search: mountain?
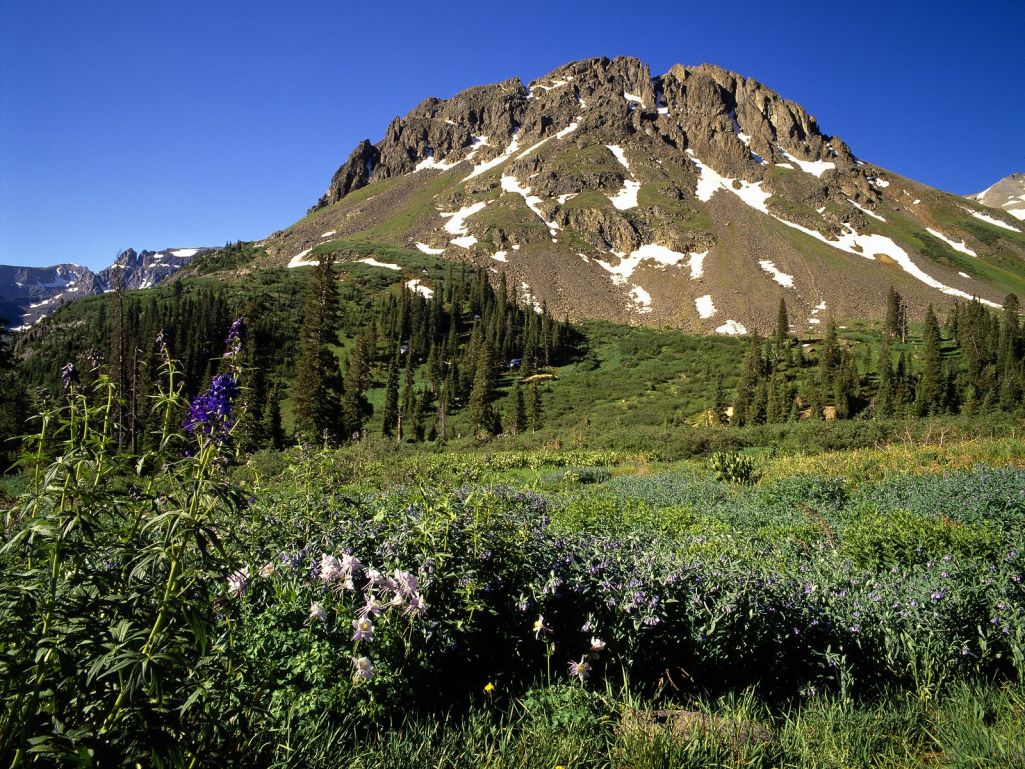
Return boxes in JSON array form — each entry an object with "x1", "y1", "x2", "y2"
[
  {"x1": 972, "y1": 173, "x2": 1025, "y2": 222},
  {"x1": 257, "y1": 56, "x2": 1025, "y2": 334},
  {"x1": 1, "y1": 247, "x2": 212, "y2": 328}
]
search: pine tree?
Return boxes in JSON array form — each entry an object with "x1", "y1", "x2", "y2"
[
  {"x1": 293, "y1": 254, "x2": 342, "y2": 441},
  {"x1": 0, "y1": 320, "x2": 28, "y2": 470},
  {"x1": 733, "y1": 335, "x2": 764, "y2": 426},
  {"x1": 340, "y1": 336, "x2": 373, "y2": 440},
  {"x1": 528, "y1": 382, "x2": 544, "y2": 431},
  {"x1": 508, "y1": 381, "x2": 527, "y2": 434},
  {"x1": 875, "y1": 334, "x2": 894, "y2": 418},
  {"x1": 711, "y1": 372, "x2": 728, "y2": 426},
  {"x1": 774, "y1": 298, "x2": 790, "y2": 353},
  {"x1": 381, "y1": 356, "x2": 400, "y2": 438},
  {"x1": 467, "y1": 339, "x2": 498, "y2": 437},
  {"x1": 917, "y1": 304, "x2": 944, "y2": 415}
]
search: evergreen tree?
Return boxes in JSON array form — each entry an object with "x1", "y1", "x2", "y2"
[
  {"x1": 528, "y1": 382, "x2": 544, "y2": 431},
  {"x1": 0, "y1": 320, "x2": 28, "y2": 470},
  {"x1": 916, "y1": 304, "x2": 944, "y2": 415},
  {"x1": 774, "y1": 298, "x2": 790, "y2": 353},
  {"x1": 875, "y1": 334, "x2": 894, "y2": 418},
  {"x1": 381, "y1": 356, "x2": 400, "y2": 438},
  {"x1": 711, "y1": 372, "x2": 728, "y2": 426},
  {"x1": 733, "y1": 335, "x2": 764, "y2": 426},
  {"x1": 467, "y1": 338, "x2": 498, "y2": 437},
  {"x1": 508, "y1": 381, "x2": 527, "y2": 434},
  {"x1": 293, "y1": 254, "x2": 342, "y2": 441},
  {"x1": 339, "y1": 336, "x2": 373, "y2": 440}
]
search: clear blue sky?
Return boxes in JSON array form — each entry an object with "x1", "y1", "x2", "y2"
[{"x1": 2, "y1": 0, "x2": 1023, "y2": 270}]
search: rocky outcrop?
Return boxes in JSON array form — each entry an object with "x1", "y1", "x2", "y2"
[{"x1": 972, "y1": 172, "x2": 1025, "y2": 221}]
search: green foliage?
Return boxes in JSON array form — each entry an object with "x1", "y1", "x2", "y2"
[{"x1": 709, "y1": 451, "x2": 757, "y2": 486}]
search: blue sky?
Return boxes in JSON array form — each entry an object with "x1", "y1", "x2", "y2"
[{"x1": 1, "y1": 0, "x2": 1023, "y2": 270}]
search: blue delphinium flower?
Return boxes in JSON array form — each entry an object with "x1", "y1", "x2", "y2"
[{"x1": 183, "y1": 372, "x2": 240, "y2": 441}]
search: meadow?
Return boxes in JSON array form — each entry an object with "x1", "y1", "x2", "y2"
[{"x1": 1, "y1": 343, "x2": 1023, "y2": 768}]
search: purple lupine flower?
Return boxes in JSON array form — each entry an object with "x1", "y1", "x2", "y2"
[
  {"x1": 352, "y1": 617, "x2": 374, "y2": 642},
  {"x1": 182, "y1": 372, "x2": 240, "y2": 441}
]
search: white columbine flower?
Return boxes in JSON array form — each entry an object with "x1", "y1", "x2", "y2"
[
  {"x1": 309, "y1": 601, "x2": 327, "y2": 622},
  {"x1": 569, "y1": 656, "x2": 591, "y2": 682},
  {"x1": 533, "y1": 615, "x2": 550, "y2": 639},
  {"x1": 319, "y1": 554, "x2": 343, "y2": 582},
  {"x1": 353, "y1": 656, "x2": 374, "y2": 680},
  {"x1": 589, "y1": 637, "x2": 606, "y2": 654},
  {"x1": 352, "y1": 616, "x2": 375, "y2": 642},
  {"x1": 227, "y1": 567, "x2": 250, "y2": 596}
]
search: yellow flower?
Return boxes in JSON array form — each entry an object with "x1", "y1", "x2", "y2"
[{"x1": 484, "y1": 682, "x2": 495, "y2": 694}]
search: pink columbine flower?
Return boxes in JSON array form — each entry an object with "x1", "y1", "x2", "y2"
[
  {"x1": 353, "y1": 656, "x2": 374, "y2": 680},
  {"x1": 352, "y1": 617, "x2": 375, "y2": 642},
  {"x1": 227, "y1": 567, "x2": 250, "y2": 596},
  {"x1": 569, "y1": 657, "x2": 591, "y2": 682},
  {"x1": 309, "y1": 601, "x2": 327, "y2": 622}
]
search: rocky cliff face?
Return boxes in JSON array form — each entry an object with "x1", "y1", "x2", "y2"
[
  {"x1": 276, "y1": 56, "x2": 1025, "y2": 334},
  {"x1": 1, "y1": 248, "x2": 211, "y2": 328},
  {"x1": 972, "y1": 173, "x2": 1025, "y2": 222}
]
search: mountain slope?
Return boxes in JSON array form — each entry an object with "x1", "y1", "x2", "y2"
[
  {"x1": 972, "y1": 173, "x2": 1025, "y2": 222},
  {"x1": 255, "y1": 56, "x2": 1025, "y2": 334}
]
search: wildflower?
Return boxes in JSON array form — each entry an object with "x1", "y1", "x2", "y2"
[
  {"x1": 320, "y1": 554, "x2": 344, "y2": 582},
  {"x1": 589, "y1": 637, "x2": 606, "y2": 654},
  {"x1": 533, "y1": 615, "x2": 550, "y2": 639},
  {"x1": 353, "y1": 656, "x2": 374, "y2": 680},
  {"x1": 182, "y1": 372, "x2": 240, "y2": 442},
  {"x1": 227, "y1": 567, "x2": 250, "y2": 596},
  {"x1": 394, "y1": 569, "x2": 418, "y2": 596},
  {"x1": 224, "y1": 317, "x2": 246, "y2": 358},
  {"x1": 352, "y1": 617, "x2": 375, "y2": 642},
  {"x1": 309, "y1": 601, "x2": 327, "y2": 622},
  {"x1": 484, "y1": 682, "x2": 495, "y2": 694},
  {"x1": 361, "y1": 597, "x2": 383, "y2": 618},
  {"x1": 404, "y1": 593, "x2": 427, "y2": 617},
  {"x1": 569, "y1": 657, "x2": 591, "y2": 682},
  {"x1": 60, "y1": 362, "x2": 78, "y2": 392},
  {"x1": 258, "y1": 563, "x2": 276, "y2": 578},
  {"x1": 340, "y1": 553, "x2": 362, "y2": 574},
  {"x1": 366, "y1": 569, "x2": 384, "y2": 590},
  {"x1": 155, "y1": 330, "x2": 168, "y2": 355}
]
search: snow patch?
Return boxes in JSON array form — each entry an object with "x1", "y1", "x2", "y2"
[
  {"x1": 847, "y1": 198, "x2": 886, "y2": 222},
  {"x1": 596, "y1": 243, "x2": 691, "y2": 284},
  {"x1": 491, "y1": 250, "x2": 508, "y2": 262},
  {"x1": 287, "y1": 248, "x2": 316, "y2": 268},
  {"x1": 359, "y1": 258, "x2": 401, "y2": 271},
  {"x1": 415, "y1": 243, "x2": 445, "y2": 255},
  {"x1": 629, "y1": 285, "x2": 653, "y2": 313},
  {"x1": 441, "y1": 200, "x2": 489, "y2": 248},
  {"x1": 320, "y1": 230, "x2": 337, "y2": 238},
  {"x1": 170, "y1": 248, "x2": 199, "y2": 258},
  {"x1": 958, "y1": 271, "x2": 971, "y2": 279},
  {"x1": 557, "y1": 192, "x2": 578, "y2": 204},
  {"x1": 688, "y1": 151, "x2": 772, "y2": 212},
  {"x1": 695, "y1": 294, "x2": 716, "y2": 318},
  {"x1": 501, "y1": 175, "x2": 560, "y2": 235},
  {"x1": 758, "y1": 260, "x2": 795, "y2": 288},
  {"x1": 605, "y1": 145, "x2": 641, "y2": 210},
  {"x1": 688, "y1": 250, "x2": 708, "y2": 280},
  {"x1": 969, "y1": 209, "x2": 1022, "y2": 232},
  {"x1": 623, "y1": 91, "x2": 645, "y2": 107},
  {"x1": 926, "y1": 228, "x2": 977, "y2": 257},
  {"x1": 715, "y1": 320, "x2": 748, "y2": 335},
  {"x1": 405, "y1": 279, "x2": 434, "y2": 299},
  {"x1": 415, "y1": 150, "x2": 461, "y2": 172},
  {"x1": 780, "y1": 149, "x2": 836, "y2": 178}
]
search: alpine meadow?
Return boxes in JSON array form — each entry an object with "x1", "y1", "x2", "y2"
[{"x1": 2, "y1": 29, "x2": 1025, "y2": 769}]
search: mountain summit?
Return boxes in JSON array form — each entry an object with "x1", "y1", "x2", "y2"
[
  {"x1": 269, "y1": 56, "x2": 1025, "y2": 333},
  {"x1": 972, "y1": 173, "x2": 1025, "y2": 223}
]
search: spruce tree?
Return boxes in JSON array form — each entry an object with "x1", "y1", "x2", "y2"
[
  {"x1": 917, "y1": 304, "x2": 944, "y2": 415},
  {"x1": 508, "y1": 381, "x2": 527, "y2": 434},
  {"x1": 293, "y1": 254, "x2": 342, "y2": 441},
  {"x1": 381, "y1": 356, "x2": 400, "y2": 438},
  {"x1": 774, "y1": 298, "x2": 790, "y2": 353},
  {"x1": 528, "y1": 382, "x2": 544, "y2": 431},
  {"x1": 467, "y1": 339, "x2": 498, "y2": 437}
]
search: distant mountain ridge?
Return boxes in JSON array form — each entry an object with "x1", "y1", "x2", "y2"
[
  {"x1": 261, "y1": 56, "x2": 1025, "y2": 334},
  {"x1": 1, "y1": 247, "x2": 212, "y2": 328}
]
